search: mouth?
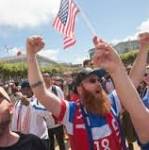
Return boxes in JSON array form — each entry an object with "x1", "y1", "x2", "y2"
[
  {"x1": 96, "y1": 89, "x2": 100, "y2": 94},
  {"x1": 95, "y1": 90, "x2": 100, "y2": 94}
]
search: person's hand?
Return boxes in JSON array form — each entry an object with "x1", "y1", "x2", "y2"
[
  {"x1": 92, "y1": 36, "x2": 122, "y2": 74},
  {"x1": 15, "y1": 92, "x2": 30, "y2": 106},
  {"x1": 26, "y1": 36, "x2": 45, "y2": 55},
  {"x1": 138, "y1": 32, "x2": 149, "y2": 51}
]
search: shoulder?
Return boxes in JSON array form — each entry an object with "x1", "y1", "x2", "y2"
[
  {"x1": 19, "y1": 133, "x2": 46, "y2": 150},
  {"x1": 57, "y1": 100, "x2": 77, "y2": 123},
  {"x1": 31, "y1": 97, "x2": 47, "y2": 111}
]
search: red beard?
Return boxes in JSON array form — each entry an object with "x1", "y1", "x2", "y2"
[{"x1": 81, "y1": 86, "x2": 110, "y2": 116}]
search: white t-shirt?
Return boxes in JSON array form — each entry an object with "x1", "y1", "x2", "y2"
[
  {"x1": 11, "y1": 100, "x2": 31, "y2": 134},
  {"x1": 30, "y1": 96, "x2": 49, "y2": 139},
  {"x1": 11, "y1": 96, "x2": 49, "y2": 139}
]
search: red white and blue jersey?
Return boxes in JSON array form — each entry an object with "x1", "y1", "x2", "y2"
[
  {"x1": 141, "y1": 88, "x2": 149, "y2": 149},
  {"x1": 142, "y1": 88, "x2": 149, "y2": 108},
  {"x1": 57, "y1": 94, "x2": 125, "y2": 150}
]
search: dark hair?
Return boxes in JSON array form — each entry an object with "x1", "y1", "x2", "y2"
[
  {"x1": 20, "y1": 80, "x2": 30, "y2": 89},
  {"x1": 83, "y1": 59, "x2": 91, "y2": 67}
]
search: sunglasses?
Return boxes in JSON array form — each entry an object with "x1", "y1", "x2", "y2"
[
  {"x1": 87, "y1": 78, "x2": 101, "y2": 84},
  {"x1": 144, "y1": 73, "x2": 149, "y2": 77}
]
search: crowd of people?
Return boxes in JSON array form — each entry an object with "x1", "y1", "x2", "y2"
[{"x1": 0, "y1": 32, "x2": 149, "y2": 150}]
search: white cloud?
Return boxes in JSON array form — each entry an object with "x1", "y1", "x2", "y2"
[
  {"x1": 111, "y1": 18, "x2": 149, "y2": 45},
  {"x1": 0, "y1": 0, "x2": 60, "y2": 28},
  {"x1": 38, "y1": 49, "x2": 59, "y2": 61},
  {"x1": 137, "y1": 19, "x2": 149, "y2": 33},
  {"x1": 74, "y1": 56, "x2": 89, "y2": 64},
  {"x1": 111, "y1": 34, "x2": 138, "y2": 45},
  {"x1": 111, "y1": 32, "x2": 139, "y2": 45},
  {"x1": 0, "y1": 47, "x2": 25, "y2": 58},
  {"x1": 1, "y1": 47, "x2": 59, "y2": 62},
  {"x1": 6, "y1": 47, "x2": 24, "y2": 56},
  {"x1": 111, "y1": 39, "x2": 121, "y2": 45}
]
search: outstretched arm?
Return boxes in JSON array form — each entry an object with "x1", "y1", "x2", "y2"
[
  {"x1": 26, "y1": 36, "x2": 62, "y2": 117},
  {"x1": 129, "y1": 32, "x2": 149, "y2": 88},
  {"x1": 92, "y1": 36, "x2": 149, "y2": 143}
]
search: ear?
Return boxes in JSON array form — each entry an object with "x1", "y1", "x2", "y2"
[{"x1": 76, "y1": 85, "x2": 82, "y2": 95}]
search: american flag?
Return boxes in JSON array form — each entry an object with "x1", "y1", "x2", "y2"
[{"x1": 53, "y1": 0, "x2": 79, "y2": 49}]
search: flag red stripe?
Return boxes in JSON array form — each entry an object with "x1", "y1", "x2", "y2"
[
  {"x1": 53, "y1": 0, "x2": 79, "y2": 49},
  {"x1": 64, "y1": 1, "x2": 79, "y2": 48},
  {"x1": 64, "y1": 37, "x2": 76, "y2": 49},
  {"x1": 64, "y1": 1, "x2": 78, "y2": 37}
]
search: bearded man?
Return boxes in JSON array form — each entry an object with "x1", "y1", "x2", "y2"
[{"x1": 26, "y1": 35, "x2": 128, "y2": 150}]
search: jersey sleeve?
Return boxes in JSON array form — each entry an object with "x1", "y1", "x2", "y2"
[{"x1": 56, "y1": 100, "x2": 77, "y2": 135}]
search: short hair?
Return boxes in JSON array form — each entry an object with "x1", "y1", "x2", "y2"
[
  {"x1": 20, "y1": 80, "x2": 30, "y2": 89},
  {"x1": 83, "y1": 59, "x2": 91, "y2": 67}
]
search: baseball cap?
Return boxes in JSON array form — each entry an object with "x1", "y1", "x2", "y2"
[
  {"x1": 0, "y1": 86, "x2": 11, "y2": 102},
  {"x1": 75, "y1": 68, "x2": 107, "y2": 87},
  {"x1": 20, "y1": 80, "x2": 30, "y2": 89}
]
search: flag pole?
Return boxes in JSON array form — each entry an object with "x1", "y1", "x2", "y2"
[{"x1": 74, "y1": 0, "x2": 97, "y2": 36}]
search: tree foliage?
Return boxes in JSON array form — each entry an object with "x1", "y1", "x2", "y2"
[
  {"x1": 1, "y1": 49, "x2": 145, "y2": 81},
  {"x1": 0, "y1": 61, "x2": 79, "y2": 81},
  {"x1": 0, "y1": 62, "x2": 27, "y2": 81},
  {"x1": 120, "y1": 50, "x2": 138, "y2": 65}
]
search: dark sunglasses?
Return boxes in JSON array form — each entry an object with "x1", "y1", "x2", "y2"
[
  {"x1": 88, "y1": 78, "x2": 101, "y2": 84},
  {"x1": 144, "y1": 73, "x2": 149, "y2": 77}
]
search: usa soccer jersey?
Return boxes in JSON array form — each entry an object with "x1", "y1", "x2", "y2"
[
  {"x1": 139, "y1": 87, "x2": 149, "y2": 150},
  {"x1": 142, "y1": 88, "x2": 149, "y2": 108},
  {"x1": 57, "y1": 97, "x2": 125, "y2": 150}
]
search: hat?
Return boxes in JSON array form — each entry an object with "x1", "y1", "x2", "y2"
[
  {"x1": 0, "y1": 86, "x2": 11, "y2": 102},
  {"x1": 75, "y1": 68, "x2": 106, "y2": 87},
  {"x1": 20, "y1": 80, "x2": 30, "y2": 89}
]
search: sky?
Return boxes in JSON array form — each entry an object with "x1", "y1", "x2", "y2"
[{"x1": 0, "y1": 0, "x2": 149, "y2": 64}]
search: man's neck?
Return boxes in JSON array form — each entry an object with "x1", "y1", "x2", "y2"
[{"x1": 0, "y1": 130, "x2": 20, "y2": 147}]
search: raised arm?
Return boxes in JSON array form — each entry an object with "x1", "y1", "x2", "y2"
[
  {"x1": 129, "y1": 32, "x2": 149, "y2": 88},
  {"x1": 92, "y1": 36, "x2": 149, "y2": 143},
  {"x1": 26, "y1": 36, "x2": 62, "y2": 117}
]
